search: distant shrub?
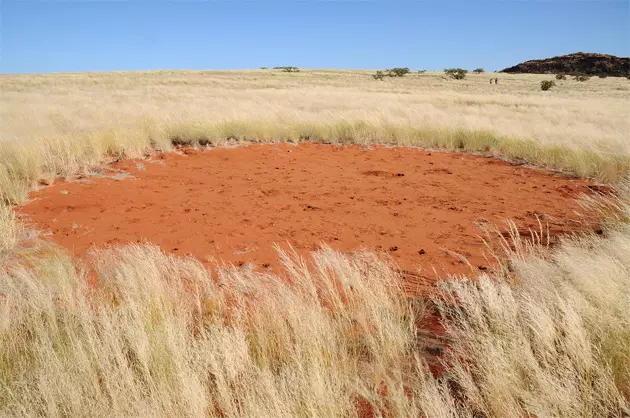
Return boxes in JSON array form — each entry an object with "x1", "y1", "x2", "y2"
[
  {"x1": 573, "y1": 74, "x2": 590, "y2": 82},
  {"x1": 444, "y1": 68, "x2": 468, "y2": 80},
  {"x1": 274, "y1": 66, "x2": 300, "y2": 73},
  {"x1": 598, "y1": 73, "x2": 608, "y2": 79},
  {"x1": 473, "y1": 68, "x2": 484, "y2": 74},
  {"x1": 260, "y1": 67, "x2": 268, "y2": 70},
  {"x1": 417, "y1": 69, "x2": 427, "y2": 74},
  {"x1": 555, "y1": 74, "x2": 566, "y2": 80},
  {"x1": 372, "y1": 71, "x2": 385, "y2": 81},
  {"x1": 540, "y1": 80, "x2": 555, "y2": 91},
  {"x1": 386, "y1": 67, "x2": 410, "y2": 77}
]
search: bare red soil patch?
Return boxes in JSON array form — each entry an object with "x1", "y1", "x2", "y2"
[{"x1": 19, "y1": 143, "x2": 595, "y2": 284}]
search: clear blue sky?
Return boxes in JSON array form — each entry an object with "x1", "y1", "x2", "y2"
[{"x1": 1, "y1": 0, "x2": 628, "y2": 74}]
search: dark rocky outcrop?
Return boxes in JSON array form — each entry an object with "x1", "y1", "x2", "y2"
[{"x1": 501, "y1": 52, "x2": 630, "y2": 77}]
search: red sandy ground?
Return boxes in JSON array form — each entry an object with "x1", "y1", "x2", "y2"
[{"x1": 19, "y1": 143, "x2": 594, "y2": 285}]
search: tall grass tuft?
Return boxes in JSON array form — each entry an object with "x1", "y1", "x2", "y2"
[
  {"x1": 1, "y1": 242, "x2": 465, "y2": 417},
  {"x1": 434, "y1": 203, "x2": 630, "y2": 417}
]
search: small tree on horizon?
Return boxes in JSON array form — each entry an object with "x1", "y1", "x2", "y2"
[
  {"x1": 444, "y1": 68, "x2": 468, "y2": 80},
  {"x1": 473, "y1": 68, "x2": 484, "y2": 74},
  {"x1": 386, "y1": 67, "x2": 410, "y2": 77},
  {"x1": 274, "y1": 66, "x2": 300, "y2": 73}
]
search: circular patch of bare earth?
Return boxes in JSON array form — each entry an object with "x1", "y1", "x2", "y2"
[{"x1": 19, "y1": 143, "x2": 598, "y2": 293}]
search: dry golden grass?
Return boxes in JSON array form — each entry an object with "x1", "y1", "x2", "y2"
[
  {"x1": 1, "y1": 70, "x2": 628, "y2": 148},
  {"x1": 0, "y1": 243, "x2": 450, "y2": 417},
  {"x1": 436, "y1": 220, "x2": 630, "y2": 416},
  {"x1": 1, "y1": 70, "x2": 629, "y2": 204},
  {"x1": 1, "y1": 69, "x2": 630, "y2": 417},
  {"x1": 1, "y1": 213, "x2": 628, "y2": 417}
]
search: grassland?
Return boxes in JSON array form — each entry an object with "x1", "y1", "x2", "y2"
[
  {"x1": 1, "y1": 70, "x2": 629, "y2": 417},
  {"x1": 1, "y1": 70, "x2": 630, "y2": 204}
]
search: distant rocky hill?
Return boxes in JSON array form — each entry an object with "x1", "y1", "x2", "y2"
[{"x1": 501, "y1": 52, "x2": 630, "y2": 77}]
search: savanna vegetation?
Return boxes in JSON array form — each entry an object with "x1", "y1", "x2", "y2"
[
  {"x1": 540, "y1": 80, "x2": 555, "y2": 91},
  {"x1": 1, "y1": 69, "x2": 629, "y2": 417}
]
